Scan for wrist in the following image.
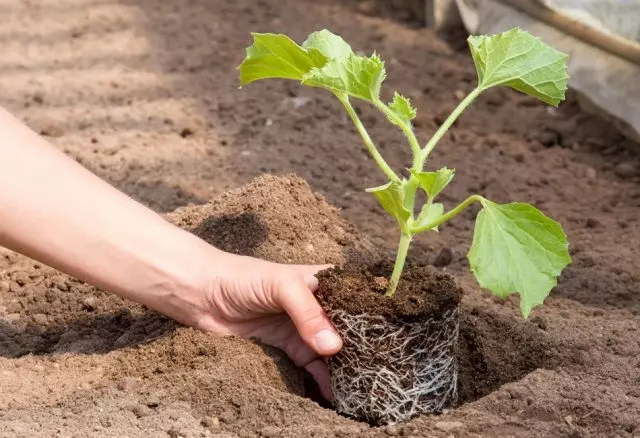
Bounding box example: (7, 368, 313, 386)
(116, 225, 228, 330)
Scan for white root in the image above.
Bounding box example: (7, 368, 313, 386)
(327, 308, 459, 425)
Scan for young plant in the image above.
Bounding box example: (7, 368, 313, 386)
(238, 28, 571, 318)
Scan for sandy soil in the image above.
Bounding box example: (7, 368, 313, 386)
(1, 0, 640, 436)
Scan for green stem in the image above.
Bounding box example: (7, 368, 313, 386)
(337, 93, 400, 183)
(410, 195, 485, 234)
(386, 233, 412, 297)
(374, 100, 422, 165)
(417, 87, 483, 169)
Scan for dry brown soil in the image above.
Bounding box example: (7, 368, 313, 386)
(1, 0, 640, 437)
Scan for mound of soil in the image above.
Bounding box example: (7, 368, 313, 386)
(1, 0, 640, 436)
(165, 174, 375, 265)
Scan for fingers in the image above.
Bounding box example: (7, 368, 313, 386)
(275, 275, 342, 357)
(304, 358, 333, 401)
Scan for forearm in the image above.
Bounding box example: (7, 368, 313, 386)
(0, 107, 218, 326)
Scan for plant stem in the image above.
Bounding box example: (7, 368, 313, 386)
(337, 93, 400, 183)
(386, 233, 412, 297)
(417, 87, 483, 169)
(374, 100, 422, 163)
(410, 195, 485, 234)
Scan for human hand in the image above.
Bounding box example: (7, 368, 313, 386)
(184, 252, 343, 401)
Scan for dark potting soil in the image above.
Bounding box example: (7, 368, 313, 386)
(316, 261, 463, 323)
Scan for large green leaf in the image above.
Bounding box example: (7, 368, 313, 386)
(239, 29, 386, 103)
(238, 33, 327, 85)
(366, 181, 411, 231)
(411, 167, 455, 198)
(468, 27, 569, 106)
(468, 201, 571, 318)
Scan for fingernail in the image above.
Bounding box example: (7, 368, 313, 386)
(315, 329, 342, 352)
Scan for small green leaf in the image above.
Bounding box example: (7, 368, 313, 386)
(415, 202, 444, 231)
(468, 27, 569, 106)
(366, 181, 411, 230)
(468, 201, 571, 318)
(238, 33, 327, 86)
(389, 92, 416, 123)
(302, 29, 353, 60)
(411, 167, 455, 198)
(302, 53, 386, 102)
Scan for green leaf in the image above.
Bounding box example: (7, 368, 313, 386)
(238, 33, 327, 86)
(302, 53, 386, 102)
(468, 27, 569, 106)
(302, 29, 353, 60)
(366, 181, 411, 230)
(389, 92, 416, 123)
(415, 202, 444, 231)
(468, 201, 571, 318)
(239, 29, 387, 103)
(411, 167, 455, 198)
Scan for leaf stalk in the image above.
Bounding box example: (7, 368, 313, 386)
(337, 93, 401, 183)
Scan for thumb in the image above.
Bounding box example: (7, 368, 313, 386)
(275, 275, 342, 356)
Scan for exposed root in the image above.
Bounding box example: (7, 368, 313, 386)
(326, 309, 459, 425)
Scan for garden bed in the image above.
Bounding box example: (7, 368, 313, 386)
(1, 0, 639, 436)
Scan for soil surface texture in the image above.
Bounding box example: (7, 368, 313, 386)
(1, 0, 640, 437)
(316, 263, 463, 322)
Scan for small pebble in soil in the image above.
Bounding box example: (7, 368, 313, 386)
(483, 135, 499, 149)
(585, 217, 600, 228)
(614, 162, 637, 179)
(260, 425, 282, 437)
(384, 424, 400, 435)
(32, 313, 48, 326)
(218, 409, 237, 424)
(6, 301, 22, 313)
(167, 427, 187, 438)
(179, 127, 195, 138)
(200, 416, 220, 428)
(116, 377, 139, 391)
(40, 124, 64, 137)
(579, 253, 595, 268)
(434, 421, 464, 432)
(334, 425, 365, 437)
(131, 404, 151, 418)
(145, 394, 161, 408)
(537, 130, 559, 147)
(82, 296, 97, 311)
(433, 247, 454, 267)
(531, 315, 547, 330)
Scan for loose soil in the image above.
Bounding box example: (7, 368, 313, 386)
(1, 0, 640, 437)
